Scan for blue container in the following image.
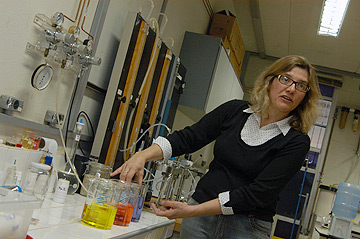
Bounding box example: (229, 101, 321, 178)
(131, 196, 145, 222)
(131, 183, 149, 222)
(332, 182, 360, 219)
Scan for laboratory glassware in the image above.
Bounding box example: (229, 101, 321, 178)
(131, 183, 148, 222)
(80, 162, 111, 196)
(81, 178, 123, 230)
(114, 182, 140, 227)
(22, 162, 51, 200)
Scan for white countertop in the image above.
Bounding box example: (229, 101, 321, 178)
(28, 193, 175, 239)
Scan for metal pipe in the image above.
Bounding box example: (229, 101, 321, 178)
(64, 0, 83, 23)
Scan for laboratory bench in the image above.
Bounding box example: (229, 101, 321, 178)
(28, 193, 175, 239)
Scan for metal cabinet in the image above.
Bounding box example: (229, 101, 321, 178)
(178, 32, 243, 120)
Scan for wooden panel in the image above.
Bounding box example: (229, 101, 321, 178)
(148, 49, 172, 137)
(104, 22, 149, 167)
(126, 39, 162, 159)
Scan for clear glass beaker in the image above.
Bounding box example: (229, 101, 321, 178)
(113, 181, 140, 227)
(80, 178, 122, 230)
(131, 183, 148, 222)
(80, 162, 111, 196)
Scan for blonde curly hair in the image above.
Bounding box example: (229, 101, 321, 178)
(250, 55, 320, 133)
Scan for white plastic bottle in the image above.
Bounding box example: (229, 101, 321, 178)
(3, 160, 17, 186)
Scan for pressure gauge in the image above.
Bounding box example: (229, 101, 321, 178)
(31, 64, 54, 90)
(51, 12, 64, 26)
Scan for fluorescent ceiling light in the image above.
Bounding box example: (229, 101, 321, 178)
(318, 0, 350, 37)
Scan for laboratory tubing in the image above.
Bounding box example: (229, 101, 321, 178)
(114, 182, 140, 227)
(80, 162, 111, 196)
(53, 179, 70, 204)
(22, 162, 51, 200)
(81, 178, 122, 230)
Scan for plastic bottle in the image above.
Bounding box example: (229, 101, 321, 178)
(39, 154, 46, 164)
(53, 179, 70, 203)
(3, 160, 17, 186)
(332, 182, 360, 219)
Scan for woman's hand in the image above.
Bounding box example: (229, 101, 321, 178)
(110, 144, 164, 185)
(151, 198, 222, 219)
(151, 201, 195, 219)
(110, 152, 146, 184)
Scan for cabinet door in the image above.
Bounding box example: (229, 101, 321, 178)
(205, 46, 243, 113)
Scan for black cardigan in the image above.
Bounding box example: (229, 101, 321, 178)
(166, 100, 310, 222)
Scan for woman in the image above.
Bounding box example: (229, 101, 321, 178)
(111, 55, 320, 238)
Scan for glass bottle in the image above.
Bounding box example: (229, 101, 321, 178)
(23, 162, 51, 200)
(80, 162, 111, 196)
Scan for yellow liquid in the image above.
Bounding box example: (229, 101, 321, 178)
(81, 202, 117, 230)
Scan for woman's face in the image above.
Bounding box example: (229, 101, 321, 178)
(268, 66, 308, 117)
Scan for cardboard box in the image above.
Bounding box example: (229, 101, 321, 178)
(209, 10, 238, 41)
(223, 36, 242, 78)
(209, 10, 245, 68)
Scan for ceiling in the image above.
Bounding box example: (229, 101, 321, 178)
(232, 0, 360, 75)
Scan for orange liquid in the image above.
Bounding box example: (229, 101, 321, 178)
(113, 204, 134, 226)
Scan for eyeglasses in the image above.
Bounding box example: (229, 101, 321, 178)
(277, 75, 310, 93)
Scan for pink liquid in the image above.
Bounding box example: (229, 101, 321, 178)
(113, 204, 134, 226)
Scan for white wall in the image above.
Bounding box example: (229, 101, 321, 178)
(322, 76, 360, 186)
(0, 1, 96, 125)
(0, 0, 214, 153)
(171, 108, 213, 171)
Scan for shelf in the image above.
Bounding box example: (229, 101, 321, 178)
(301, 167, 316, 174)
(321, 96, 333, 101)
(0, 113, 93, 142)
(313, 123, 327, 128)
(310, 147, 321, 153)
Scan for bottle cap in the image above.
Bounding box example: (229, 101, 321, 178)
(45, 156, 53, 165)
